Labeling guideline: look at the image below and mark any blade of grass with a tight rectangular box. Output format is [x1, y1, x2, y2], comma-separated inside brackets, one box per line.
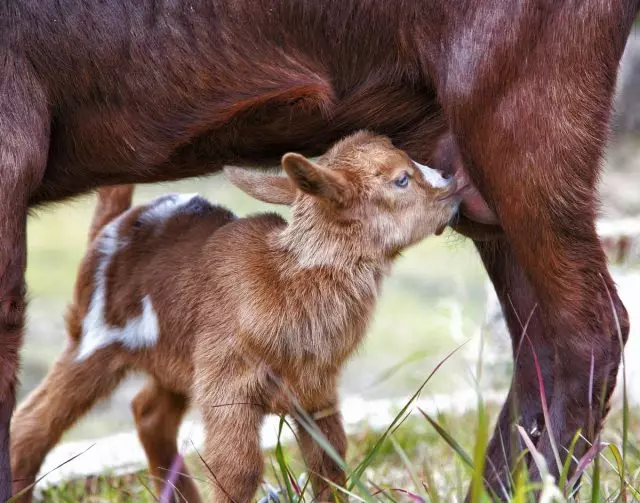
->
[515, 426, 568, 502]
[347, 342, 468, 490]
[136, 474, 160, 503]
[608, 443, 624, 478]
[387, 411, 413, 442]
[567, 437, 607, 489]
[365, 350, 430, 390]
[525, 334, 563, 476]
[297, 473, 312, 502]
[275, 416, 296, 502]
[315, 472, 368, 502]
[287, 471, 301, 496]
[455, 450, 464, 503]
[419, 408, 473, 469]
[421, 408, 502, 501]
[470, 394, 489, 503]
[268, 458, 286, 497]
[512, 467, 527, 503]
[592, 448, 601, 503]
[603, 276, 629, 503]
[559, 429, 582, 492]
[511, 449, 534, 503]
[157, 467, 209, 485]
[608, 443, 625, 503]
[190, 439, 238, 503]
[372, 487, 426, 502]
[8, 443, 96, 503]
[389, 435, 428, 501]
[606, 444, 640, 501]
[515, 425, 548, 481]
[369, 480, 399, 503]
[420, 465, 441, 503]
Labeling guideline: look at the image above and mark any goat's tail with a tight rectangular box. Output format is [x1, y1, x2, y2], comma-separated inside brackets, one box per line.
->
[87, 185, 135, 243]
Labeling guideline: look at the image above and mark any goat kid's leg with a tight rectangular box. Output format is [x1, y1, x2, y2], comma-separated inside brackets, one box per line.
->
[132, 380, 200, 503]
[295, 402, 347, 501]
[474, 238, 554, 497]
[0, 55, 50, 501]
[11, 347, 126, 501]
[196, 384, 264, 503]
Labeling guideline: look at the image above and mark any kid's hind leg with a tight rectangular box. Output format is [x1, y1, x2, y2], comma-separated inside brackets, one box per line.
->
[131, 380, 200, 503]
[10, 346, 127, 502]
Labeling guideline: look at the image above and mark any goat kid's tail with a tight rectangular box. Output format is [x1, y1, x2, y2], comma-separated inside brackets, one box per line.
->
[87, 185, 135, 243]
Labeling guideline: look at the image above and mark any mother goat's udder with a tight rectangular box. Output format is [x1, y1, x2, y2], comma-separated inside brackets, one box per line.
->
[459, 187, 498, 224]
[453, 170, 499, 225]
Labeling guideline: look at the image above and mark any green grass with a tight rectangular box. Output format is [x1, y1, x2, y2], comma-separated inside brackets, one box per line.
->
[35, 403, 640, 502]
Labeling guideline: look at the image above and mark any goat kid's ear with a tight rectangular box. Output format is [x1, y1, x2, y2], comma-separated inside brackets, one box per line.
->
[224, 167, 296, 205]
[281, 153, 347, 204]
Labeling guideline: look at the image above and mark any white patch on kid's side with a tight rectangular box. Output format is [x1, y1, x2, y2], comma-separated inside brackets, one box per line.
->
[414, 161, 450, 189]
[76, 216, 160, 360]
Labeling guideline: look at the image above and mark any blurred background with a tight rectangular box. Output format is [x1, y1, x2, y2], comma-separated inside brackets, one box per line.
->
[19, 31, 640, 447]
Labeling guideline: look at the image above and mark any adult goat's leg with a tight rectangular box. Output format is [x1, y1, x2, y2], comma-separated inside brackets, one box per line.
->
[448, 90, 627, 490]
[439, 7, 633, 489]
[474, 238, 555, 497]
[0, 55, 49, 501]
[400, 124, 554, 496]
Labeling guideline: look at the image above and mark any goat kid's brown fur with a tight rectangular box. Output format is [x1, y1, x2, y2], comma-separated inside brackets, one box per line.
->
[11, 132, 459, 502]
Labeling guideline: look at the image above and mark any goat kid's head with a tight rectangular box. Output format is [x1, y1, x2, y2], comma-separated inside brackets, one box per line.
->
[225, 131, 459, 256]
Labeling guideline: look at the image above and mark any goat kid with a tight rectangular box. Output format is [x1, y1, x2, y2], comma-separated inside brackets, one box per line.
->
[11, 132, 459, 502]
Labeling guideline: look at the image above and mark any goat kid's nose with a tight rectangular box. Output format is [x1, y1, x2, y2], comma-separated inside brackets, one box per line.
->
[413, 161, 453, 189]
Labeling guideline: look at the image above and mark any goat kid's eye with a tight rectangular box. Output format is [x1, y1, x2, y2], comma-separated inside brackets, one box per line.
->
[394, 173, 409, 188]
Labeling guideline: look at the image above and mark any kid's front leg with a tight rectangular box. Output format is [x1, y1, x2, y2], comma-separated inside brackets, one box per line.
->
[295, 402, 347, 502]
